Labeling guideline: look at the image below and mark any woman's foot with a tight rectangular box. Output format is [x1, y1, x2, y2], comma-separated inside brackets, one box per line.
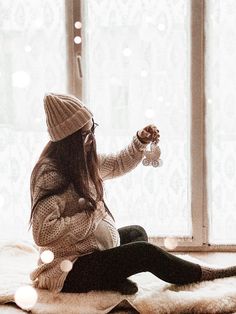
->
[201, 265, 236, 281]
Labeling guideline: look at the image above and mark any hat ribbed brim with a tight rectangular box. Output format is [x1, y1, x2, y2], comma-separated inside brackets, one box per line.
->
[48, 106, 93, 142]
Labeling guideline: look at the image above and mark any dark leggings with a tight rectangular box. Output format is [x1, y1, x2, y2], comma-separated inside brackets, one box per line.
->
[61, 225, 202, 293]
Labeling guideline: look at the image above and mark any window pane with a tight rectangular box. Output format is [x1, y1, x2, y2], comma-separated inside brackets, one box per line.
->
[206, 0, 236, 244]
[83, 0, 192, 236]
[0, 0, 68, 241]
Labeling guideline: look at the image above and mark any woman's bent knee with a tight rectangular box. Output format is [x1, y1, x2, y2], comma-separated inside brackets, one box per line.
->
[130, 225, 148, 242]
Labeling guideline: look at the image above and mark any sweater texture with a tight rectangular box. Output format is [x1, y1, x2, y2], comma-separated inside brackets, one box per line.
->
[30, 135, 147, 293]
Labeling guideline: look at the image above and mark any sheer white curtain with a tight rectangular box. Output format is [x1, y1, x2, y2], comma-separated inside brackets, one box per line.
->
[0, 0, 68, 241]
[206, 0, 236, 244]
[83, 0, 192, 237]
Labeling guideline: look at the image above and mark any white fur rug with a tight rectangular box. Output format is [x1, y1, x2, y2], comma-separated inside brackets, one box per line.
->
[1, 241, 236, 314]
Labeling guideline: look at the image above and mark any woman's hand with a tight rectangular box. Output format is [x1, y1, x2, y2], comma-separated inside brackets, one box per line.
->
[137, 124, 160, 144]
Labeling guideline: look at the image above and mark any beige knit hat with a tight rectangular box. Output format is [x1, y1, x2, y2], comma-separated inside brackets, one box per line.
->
[44, 93, 93, 142]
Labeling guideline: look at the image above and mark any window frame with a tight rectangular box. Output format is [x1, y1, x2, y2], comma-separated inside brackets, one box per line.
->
[66, 0, 83, 98]
[73, 0, 236, 251]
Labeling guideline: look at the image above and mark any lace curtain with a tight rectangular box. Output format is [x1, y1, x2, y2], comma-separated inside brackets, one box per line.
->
[83, 0, 192, 236]
[1, 0, 235, 244]
[206, 0, 236, 244]
[0, 0, 68, 241]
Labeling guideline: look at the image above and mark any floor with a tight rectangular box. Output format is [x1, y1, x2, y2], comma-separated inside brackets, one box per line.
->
[1, 252, 236, 314]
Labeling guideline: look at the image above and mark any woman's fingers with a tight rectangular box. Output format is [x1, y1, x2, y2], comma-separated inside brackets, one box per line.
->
[145, 125, 160, 142]
[138, 124, 160, 144]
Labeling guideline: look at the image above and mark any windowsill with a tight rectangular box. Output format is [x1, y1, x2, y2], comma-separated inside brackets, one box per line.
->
[176, 251, 236, 268]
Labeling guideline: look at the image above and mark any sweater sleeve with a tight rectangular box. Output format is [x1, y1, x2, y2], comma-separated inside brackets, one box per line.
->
[31, 165, 106, 247]
[32, 196, 106, 247]
[98, 135, 148, 181]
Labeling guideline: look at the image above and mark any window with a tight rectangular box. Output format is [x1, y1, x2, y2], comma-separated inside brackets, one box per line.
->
[206, 0, 236, 245]
[79, 0, 236, 249]
[81, 0, 194, 246]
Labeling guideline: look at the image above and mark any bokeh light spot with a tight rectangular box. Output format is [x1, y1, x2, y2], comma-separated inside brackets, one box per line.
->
[12, 71, 30, 88]
[122, 47, 132, 57]
[40, 250, 54, 263]
[145, 108, 155, 119]
[141, 70, 148, 77]
[74, 36, 82, 44]
[14, 286, 38, 310]
[24, 45, 32, 53]
[60, 260, 73, 272]
[74, 21, 82, 29]
[164, 237, 178, 250]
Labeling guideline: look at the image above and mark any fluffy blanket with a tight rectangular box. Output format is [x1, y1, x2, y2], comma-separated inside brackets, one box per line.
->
[1, 241, 236, 314]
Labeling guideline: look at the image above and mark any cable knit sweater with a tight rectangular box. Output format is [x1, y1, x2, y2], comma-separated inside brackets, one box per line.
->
[30, 135, 148, 293]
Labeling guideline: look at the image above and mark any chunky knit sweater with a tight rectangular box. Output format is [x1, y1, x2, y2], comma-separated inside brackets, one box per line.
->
[30, 135, 148, 293]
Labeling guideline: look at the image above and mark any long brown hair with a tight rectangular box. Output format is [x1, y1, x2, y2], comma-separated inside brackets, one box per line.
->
[29, 124, 103, 228]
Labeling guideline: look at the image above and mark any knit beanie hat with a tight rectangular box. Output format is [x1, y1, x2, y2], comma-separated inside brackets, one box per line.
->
[44, 93, 93, 142]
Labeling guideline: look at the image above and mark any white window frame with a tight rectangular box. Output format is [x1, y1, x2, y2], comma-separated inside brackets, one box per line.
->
[71, 0, 236, 251]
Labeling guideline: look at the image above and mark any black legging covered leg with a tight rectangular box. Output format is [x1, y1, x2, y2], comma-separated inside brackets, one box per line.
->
[61, 241, 202, 293]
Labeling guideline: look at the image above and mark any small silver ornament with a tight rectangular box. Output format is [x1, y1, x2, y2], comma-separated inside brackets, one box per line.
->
[142, 142, 163, 168]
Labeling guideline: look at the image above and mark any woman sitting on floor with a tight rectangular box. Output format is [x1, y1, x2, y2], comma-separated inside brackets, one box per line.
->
[29, 93, 236, 294]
